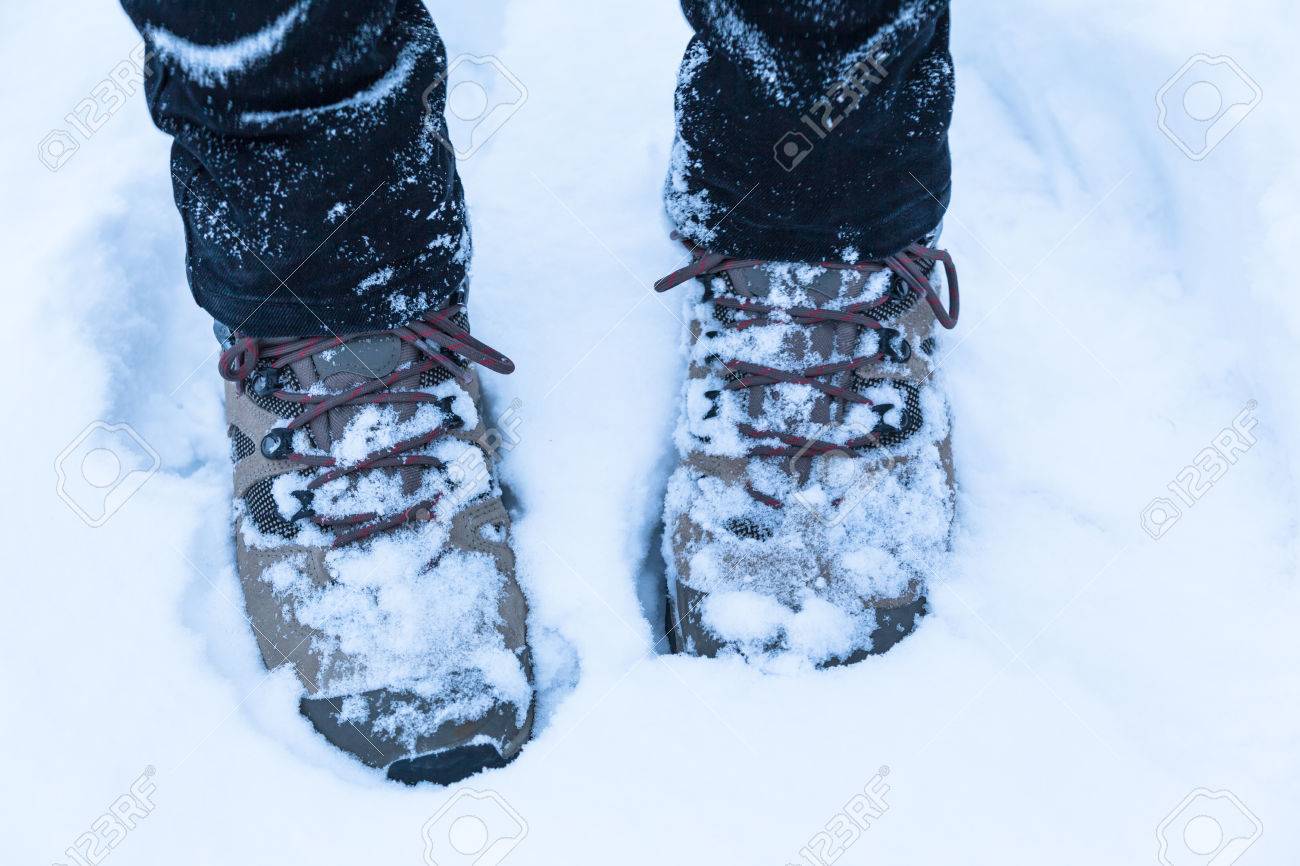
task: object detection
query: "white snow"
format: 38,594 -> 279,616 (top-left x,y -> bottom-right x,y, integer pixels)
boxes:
354,267 -> 394,292
4,0 -> 1299,864
239,41 -> 424,125
145,0 -> 312,87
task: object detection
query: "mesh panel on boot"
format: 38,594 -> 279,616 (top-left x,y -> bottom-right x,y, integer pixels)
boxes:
418,366 -> 454,388
245,476 -> 300,540
248,365 -> 305,419
228,425 -> 256,462
724,517 -> 774,540
857,379 -> 923,447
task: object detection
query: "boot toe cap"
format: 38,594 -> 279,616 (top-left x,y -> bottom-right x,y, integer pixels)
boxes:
386,743 -> 514,785
299,688 -> 532,778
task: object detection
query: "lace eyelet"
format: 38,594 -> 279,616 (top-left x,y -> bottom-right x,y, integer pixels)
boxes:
260,428 -> 294,460
878,328 -> 912,363
288,490 -> 315,522
250,368 -> 281,397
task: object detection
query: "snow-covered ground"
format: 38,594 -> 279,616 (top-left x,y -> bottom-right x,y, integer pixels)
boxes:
5,0 -> 1299,863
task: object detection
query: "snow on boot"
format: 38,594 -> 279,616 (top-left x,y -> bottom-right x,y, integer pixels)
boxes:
655,238 -> 960,667
217,305 -> 533,783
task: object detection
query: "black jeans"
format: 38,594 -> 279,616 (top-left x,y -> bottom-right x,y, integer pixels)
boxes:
122,0 -> 953,336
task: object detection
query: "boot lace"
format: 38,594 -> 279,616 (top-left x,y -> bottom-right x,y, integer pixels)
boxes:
655,239 -> 959,506
218,305 -> 513,546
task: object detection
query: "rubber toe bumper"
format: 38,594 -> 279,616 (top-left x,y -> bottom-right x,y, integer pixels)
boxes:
839,595 -> 928,665
386,744 -> 514,785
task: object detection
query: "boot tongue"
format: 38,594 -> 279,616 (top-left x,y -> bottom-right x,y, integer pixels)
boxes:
725,264 -> 887,428
725,262 -> 874,305
286,333 -> 435,502
312,334 -> 402,381
287,335 -> 414,449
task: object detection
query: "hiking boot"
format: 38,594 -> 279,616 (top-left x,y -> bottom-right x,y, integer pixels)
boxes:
654,237 -> 960,667
216,305 -> 533,784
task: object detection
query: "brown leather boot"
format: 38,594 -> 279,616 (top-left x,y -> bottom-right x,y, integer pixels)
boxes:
654,238 -> 960,667
218,305 -> 533,783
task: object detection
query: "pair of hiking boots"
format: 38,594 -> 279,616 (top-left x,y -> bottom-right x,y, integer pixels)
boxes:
217,239 -> 959,784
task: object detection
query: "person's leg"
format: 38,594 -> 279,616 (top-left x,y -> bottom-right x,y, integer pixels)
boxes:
121,0 -> 468,336
658,1 -> 959,665
667,0 -> 954,260
122,2 -> 534,783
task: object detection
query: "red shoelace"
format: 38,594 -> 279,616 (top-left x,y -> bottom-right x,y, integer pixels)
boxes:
218,305 -> 513,546
655,239 -> 959,506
